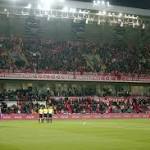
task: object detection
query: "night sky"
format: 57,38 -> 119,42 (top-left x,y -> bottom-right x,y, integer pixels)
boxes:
75,0 -> 150,9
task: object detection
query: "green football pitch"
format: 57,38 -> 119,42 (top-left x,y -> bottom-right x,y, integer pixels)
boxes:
0,119 -> 150,150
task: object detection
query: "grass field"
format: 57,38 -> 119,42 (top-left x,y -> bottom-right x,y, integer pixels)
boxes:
0,119 -> 150,150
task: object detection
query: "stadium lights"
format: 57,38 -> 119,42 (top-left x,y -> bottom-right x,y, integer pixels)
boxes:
4,8 -> 7,12
106,1 -> 110,7
1,4 -> 145,29
93,0 -> 110,7
79,10 -> 89,14
69,8 -> 76,13
97,10 -> 106,16
103,10 -> 106,15
25,3 -> 32,9
37,0 -> 65,10
37,4 -> 42,10
118,13 -> 123,18
62,6 -> 69,12
108,12 -> 112,17
41,0 -> 51,10
101,1 -> 105,5
38,0 -> 53,10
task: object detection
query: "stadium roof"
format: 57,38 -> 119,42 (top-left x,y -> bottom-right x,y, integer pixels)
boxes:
76,0 -> 150,10
65,1 -> 150,17
0,0 -> 150,17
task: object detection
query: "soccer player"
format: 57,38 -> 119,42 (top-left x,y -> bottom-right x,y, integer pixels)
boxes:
48,106 -> 53,123
43,106 -> 48,122
38,106 -> 44,123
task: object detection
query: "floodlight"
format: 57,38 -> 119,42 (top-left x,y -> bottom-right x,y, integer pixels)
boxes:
4,8 -> 7,12
62,7 -> 69,12
103,10 -> 106,15
97,0 -> 100,4
39,0 -> 53,10
25,3 -> 32,9
107,1 -> 110,7
101,1 -> 105,5
69,8 -> 76,13
118,13 -> 122,18
93,0 -> 96,5
37,4 -> 42,10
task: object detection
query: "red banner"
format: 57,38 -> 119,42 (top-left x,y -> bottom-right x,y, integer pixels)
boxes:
0,73 -> 150,83
0,113 -> 150,120
49,96 -> 150,102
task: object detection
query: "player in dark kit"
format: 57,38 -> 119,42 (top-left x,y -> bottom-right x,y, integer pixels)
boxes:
38,107 -> 44,123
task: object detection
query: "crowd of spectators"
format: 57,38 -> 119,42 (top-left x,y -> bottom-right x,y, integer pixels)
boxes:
0,96 -> 150,114
0,36 -> 149,74
0,34 -> 149,114
0,88 -> 149,114
0,87 -> 131,102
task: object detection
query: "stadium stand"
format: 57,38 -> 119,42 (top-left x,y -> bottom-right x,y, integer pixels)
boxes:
0,36 -> 150,74
1,96 -> 150,114
0,0 -> 149,117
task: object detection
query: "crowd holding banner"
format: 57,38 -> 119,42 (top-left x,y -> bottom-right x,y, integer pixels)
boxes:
49,96 -> 150,102
1,113 -> 150,120
0,72 -> 150,83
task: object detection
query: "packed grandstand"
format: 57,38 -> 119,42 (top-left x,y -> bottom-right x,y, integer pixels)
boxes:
0,0 -> 150,117
0,36 -> 149,74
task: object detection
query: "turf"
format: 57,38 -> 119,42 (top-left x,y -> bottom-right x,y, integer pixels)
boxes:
0,119 -> 150,150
